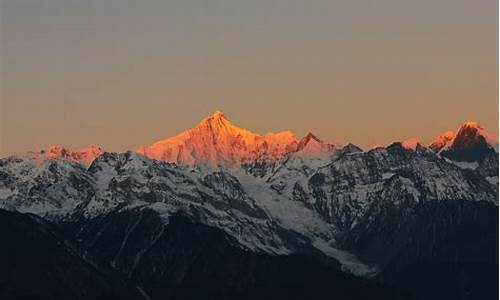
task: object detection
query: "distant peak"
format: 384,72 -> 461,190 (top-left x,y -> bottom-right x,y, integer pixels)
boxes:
401,138 -> 420,150
44,145 -> 69,156
434,120 -> 498,161
137,111 -> 303,166
197,110 -> 232,127
295,132 -> 335,155
441,131 -> 456,139
40,145 -> 103,164
454,120 -> 498,149
206,110 -> 227,122
212,110 -> 225,117
429,130 -> 455,152
339,143 -> 363,154
460,121 -> 481,129
304,132 -> 321,142
297,133 -> 322,150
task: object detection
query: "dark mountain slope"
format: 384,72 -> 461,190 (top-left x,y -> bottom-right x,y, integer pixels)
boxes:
63,208 -> 415,300
0,209 -> 146,300
341,200 -> 498,300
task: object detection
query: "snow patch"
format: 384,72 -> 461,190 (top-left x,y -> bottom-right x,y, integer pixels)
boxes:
449,160 -> 479,170
486,176 -> 498,186
382,172 -> 395,180
312,239 -> 378,278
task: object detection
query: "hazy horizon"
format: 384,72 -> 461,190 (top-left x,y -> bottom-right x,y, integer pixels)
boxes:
1,109 -> 498,155
2,0 -> 498,156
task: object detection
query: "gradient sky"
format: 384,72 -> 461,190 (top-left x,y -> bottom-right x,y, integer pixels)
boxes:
1,0 -> 498,156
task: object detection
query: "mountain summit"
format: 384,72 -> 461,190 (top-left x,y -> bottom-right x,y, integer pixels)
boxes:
296,133 -> 335,155
39,145 -> 103,164
430,121 -> 498,162
23,115 -> 497,169
137,111 -> 301,167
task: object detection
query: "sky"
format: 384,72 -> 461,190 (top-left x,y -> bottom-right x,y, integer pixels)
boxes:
1,0 -> 498,156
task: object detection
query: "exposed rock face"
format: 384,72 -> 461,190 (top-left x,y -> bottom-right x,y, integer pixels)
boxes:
0,156 -> 95,217
342,200 -> 498,300
304,143 -> 496,229
432,121 -> 498,162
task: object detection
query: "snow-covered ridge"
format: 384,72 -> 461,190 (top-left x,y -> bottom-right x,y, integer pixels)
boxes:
1,138 -> 497,276
31,145 -> 104,165
21,114 -> 496,170
400,138 -> 421,150
136,111 -> 337,167
1,114 -> 497,278
430,131 -> 455,152
430,121 -> 498,153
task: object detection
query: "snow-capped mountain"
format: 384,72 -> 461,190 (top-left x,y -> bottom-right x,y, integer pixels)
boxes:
303,142 -> 496,228
400,138 -> 421,150
40,145 -> 104,164
0,112 -> 497,300
2,149 -> 380,275
296,133 -> 336,155
0,155 -> 95,217
1,151 -> 323,253
429,131 -> 455,152
137,111 -> 301,168
431,121 -> 498,161
429,121 -> 499,182
136,111 -> 341,180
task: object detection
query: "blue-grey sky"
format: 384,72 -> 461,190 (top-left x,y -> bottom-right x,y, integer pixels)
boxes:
1,0 -> 498,155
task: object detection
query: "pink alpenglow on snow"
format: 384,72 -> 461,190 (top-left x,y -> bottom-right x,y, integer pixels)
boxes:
400,138 -> 421,150
137,111 -> 336,167
429,131 -> 456,152
41,145 -> 104,164
459,121 -> 499,147
429,121 -> 499,153
296,133 -> 336,156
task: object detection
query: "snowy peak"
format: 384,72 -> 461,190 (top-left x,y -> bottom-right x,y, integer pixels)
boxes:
461,121 -> 481,129
296,133 -> 335,155
338,143 -> 363,155
209,110 -> 225,119
436,121 -> 498,162
77,145 -> 105,162
297,133 -> 321,150
430,131 -> 455,152
400,138 -> 421,150
41,145 -> 103,164
44,145 -> 71,157
202,110 -> 228,124
137,111 -> 299,167
454,121 -> 498,148
194,110 -> 249,137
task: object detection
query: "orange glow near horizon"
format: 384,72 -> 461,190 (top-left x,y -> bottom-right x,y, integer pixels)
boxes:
2,0 -> 498,156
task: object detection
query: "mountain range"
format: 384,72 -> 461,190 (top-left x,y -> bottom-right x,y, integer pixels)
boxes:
0,111 -> 498,300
